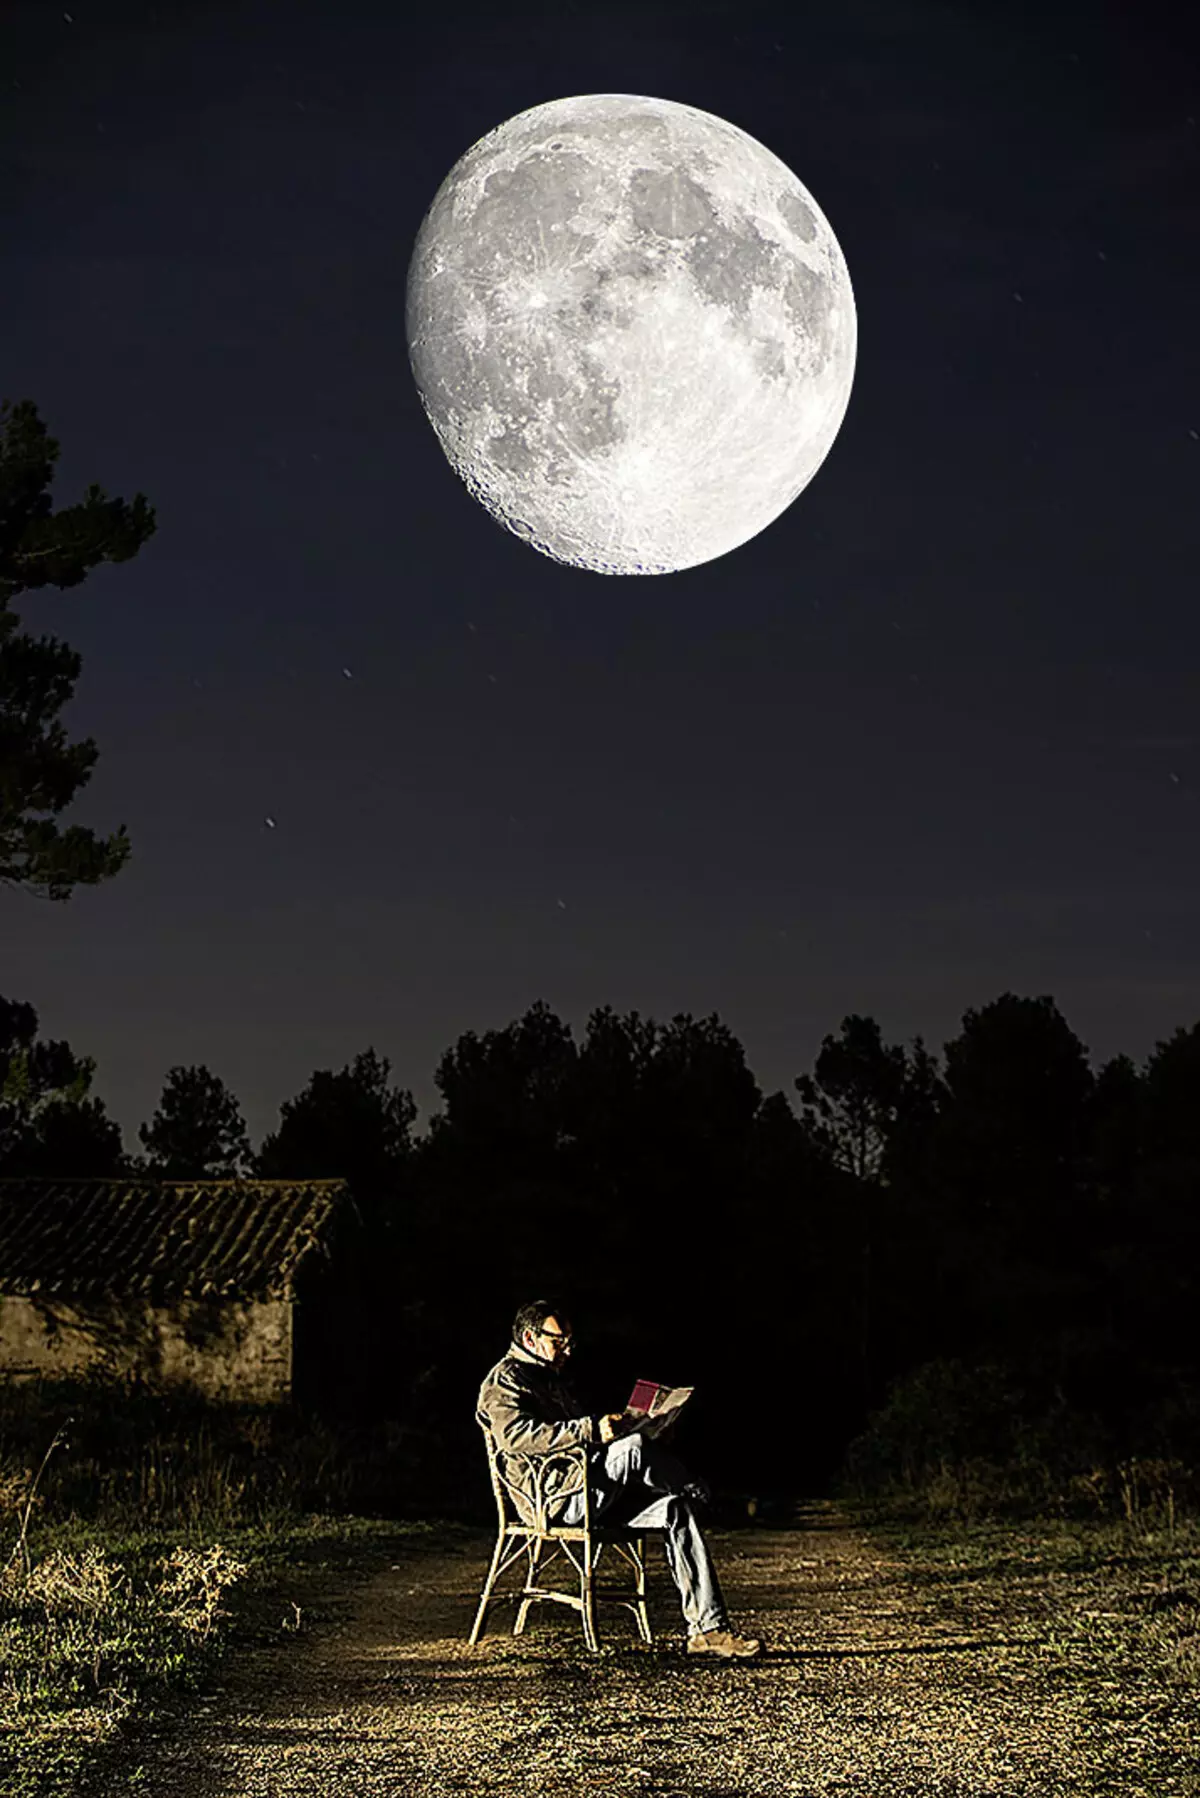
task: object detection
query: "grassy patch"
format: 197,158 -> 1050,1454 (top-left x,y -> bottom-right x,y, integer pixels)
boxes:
0,1509 -> 468,1798
0,1527 -> 246,1797
867,1512 -> 1200,1794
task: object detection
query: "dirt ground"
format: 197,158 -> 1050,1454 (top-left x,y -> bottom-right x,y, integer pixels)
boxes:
85,1502 -> 1200,1798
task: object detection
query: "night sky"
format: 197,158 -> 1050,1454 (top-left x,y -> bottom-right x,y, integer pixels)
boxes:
3,0 -> 1198,1149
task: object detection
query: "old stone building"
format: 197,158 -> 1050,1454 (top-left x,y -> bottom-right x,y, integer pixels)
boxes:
0,1177 -> 359,1404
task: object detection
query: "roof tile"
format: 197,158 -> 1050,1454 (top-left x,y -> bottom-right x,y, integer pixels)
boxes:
0,1178 -> 352,1300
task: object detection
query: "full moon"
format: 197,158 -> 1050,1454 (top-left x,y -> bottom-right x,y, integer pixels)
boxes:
405,94 -> 857,574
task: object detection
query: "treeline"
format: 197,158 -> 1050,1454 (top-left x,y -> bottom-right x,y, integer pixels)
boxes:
3,989 -> 1199,1500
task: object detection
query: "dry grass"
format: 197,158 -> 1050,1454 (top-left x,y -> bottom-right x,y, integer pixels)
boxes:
0,1526 -> 248,1797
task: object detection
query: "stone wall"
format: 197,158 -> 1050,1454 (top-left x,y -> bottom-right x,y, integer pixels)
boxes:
0,1293 -> 294,1403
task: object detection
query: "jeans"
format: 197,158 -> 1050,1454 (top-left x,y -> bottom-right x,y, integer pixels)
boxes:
559,1430 -> 728,1636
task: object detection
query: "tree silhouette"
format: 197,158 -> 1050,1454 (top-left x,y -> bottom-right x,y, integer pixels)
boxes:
934,993 -> 1095,1353
870,1035 -> 948,1378
792,1016 -> 943,1403
939,993 -> 1094,1206
1089,1054 -> 1142,1217
1135,1025 -> 1200,1364
567,1005 -> 761,1191
0,398 -> 155,899
423,1003 -> 594,1329
10,1095 -> 125,1178
794,1014 -> 909,1182
250,1048 -> 416,1419
257,1047 -> 416,1203
138,1064 -> 252,1179
430,999 -> 577,1179
1142,1022 -> 1200,1166
0,993 -> 123,1175
637,1009 -> 762,1160
880,1036 -> 944,1189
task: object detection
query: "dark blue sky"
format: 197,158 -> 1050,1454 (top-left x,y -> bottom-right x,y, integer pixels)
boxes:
3,0 -> 1198,1148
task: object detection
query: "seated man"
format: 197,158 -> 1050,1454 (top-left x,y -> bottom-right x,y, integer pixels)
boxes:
477,1297 -> 761,1660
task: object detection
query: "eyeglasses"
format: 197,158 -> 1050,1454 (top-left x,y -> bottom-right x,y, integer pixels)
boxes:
540,1329 -> 573,1346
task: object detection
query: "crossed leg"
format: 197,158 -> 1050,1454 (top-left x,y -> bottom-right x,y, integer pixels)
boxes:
563,1431 -> 728,1637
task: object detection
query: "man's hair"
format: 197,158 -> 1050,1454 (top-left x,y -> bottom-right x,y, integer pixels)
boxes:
512,1299 -> 567,1345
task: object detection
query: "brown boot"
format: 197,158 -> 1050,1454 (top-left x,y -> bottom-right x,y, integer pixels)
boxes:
686,1627 -> 762,1660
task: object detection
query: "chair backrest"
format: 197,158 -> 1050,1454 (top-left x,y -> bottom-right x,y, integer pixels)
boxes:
478,1424 -> 589,1534
480,1425 -> 514,1530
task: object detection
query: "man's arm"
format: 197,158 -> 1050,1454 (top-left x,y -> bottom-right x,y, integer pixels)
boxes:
478,1363 -> 598,1457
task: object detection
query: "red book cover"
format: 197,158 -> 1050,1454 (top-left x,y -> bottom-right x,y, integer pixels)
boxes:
627,1379 -> 662,1415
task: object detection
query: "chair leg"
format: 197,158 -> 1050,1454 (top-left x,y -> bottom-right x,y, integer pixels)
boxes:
514,1538 -> 543,1636
468,1532 -> 507,1645
581,1536 -> 599,1653
633,1535 -> 653,1644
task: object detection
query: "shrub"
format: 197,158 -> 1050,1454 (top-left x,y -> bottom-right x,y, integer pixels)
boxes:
840,1354 -> 1200,1523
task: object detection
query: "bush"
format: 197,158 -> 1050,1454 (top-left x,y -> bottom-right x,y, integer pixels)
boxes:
0,1527 -> 249,1795
0,1377 -> 471,1535
840,1353 -> 1200,1523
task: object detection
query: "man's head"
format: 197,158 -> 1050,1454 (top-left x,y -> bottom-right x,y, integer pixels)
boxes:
512,1299 -> 573,1367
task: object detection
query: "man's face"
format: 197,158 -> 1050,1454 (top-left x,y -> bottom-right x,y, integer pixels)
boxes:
524,1314 -> 573,1367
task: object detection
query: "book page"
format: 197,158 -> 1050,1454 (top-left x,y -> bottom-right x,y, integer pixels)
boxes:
648,1385 -> 692,1422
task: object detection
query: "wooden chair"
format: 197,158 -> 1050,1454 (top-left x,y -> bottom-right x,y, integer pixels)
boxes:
468,1426 -> 653,1652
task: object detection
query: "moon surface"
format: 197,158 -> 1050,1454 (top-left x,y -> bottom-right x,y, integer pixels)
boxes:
405,94 -> 856,575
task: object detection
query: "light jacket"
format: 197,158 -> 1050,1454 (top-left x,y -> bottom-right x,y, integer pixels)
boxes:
476,1341 -> 597,1524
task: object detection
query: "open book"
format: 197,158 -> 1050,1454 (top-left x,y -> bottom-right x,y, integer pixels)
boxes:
623,1379 -> 693,1439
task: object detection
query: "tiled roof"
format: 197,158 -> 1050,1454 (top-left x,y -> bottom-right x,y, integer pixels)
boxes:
0,1178 -> 353,1301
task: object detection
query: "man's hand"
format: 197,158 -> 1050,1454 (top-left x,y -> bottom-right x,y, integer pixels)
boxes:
598,1412 -> 627,1445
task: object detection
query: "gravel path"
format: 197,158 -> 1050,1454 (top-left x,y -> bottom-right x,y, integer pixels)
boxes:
89,1503 -> 1199,1797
